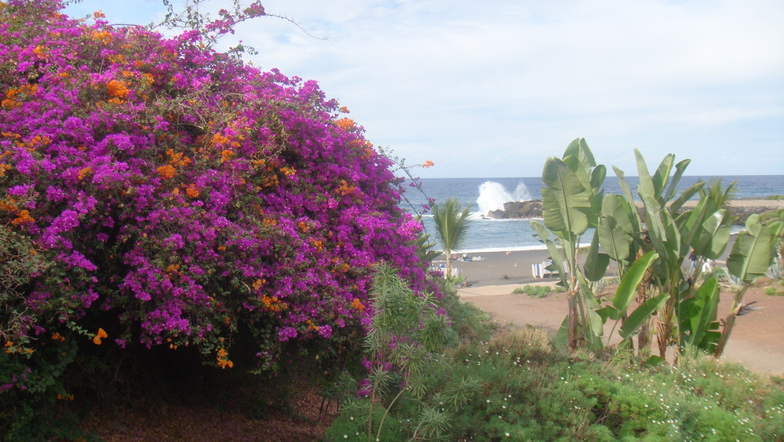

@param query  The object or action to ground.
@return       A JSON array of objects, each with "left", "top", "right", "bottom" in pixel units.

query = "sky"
[{"left": 64, "top": 0, "right": 784, "bottom": 178}]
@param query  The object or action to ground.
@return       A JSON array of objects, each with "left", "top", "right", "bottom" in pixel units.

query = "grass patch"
[
  {"left": 765, "top": 286, "right": 784, "bottom": 296},
  {"left": 327, "top": 278, "right": 784, "bottom": 441},
  {"left": 513, "top": 284, "right": 557, "bottom": 298}
]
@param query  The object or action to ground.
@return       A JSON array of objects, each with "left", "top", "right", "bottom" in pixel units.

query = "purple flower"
[{"left": 278, "top": 327, "right": 298, "bottom": 342}]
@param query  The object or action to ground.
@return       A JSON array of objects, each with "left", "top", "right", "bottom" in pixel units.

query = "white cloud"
[{"left": 65, "top": 0, "right": 784, "bottom": 177}]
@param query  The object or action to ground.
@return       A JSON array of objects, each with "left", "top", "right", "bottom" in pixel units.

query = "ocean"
[{"left": 403, "top": 175, "right": 784, "bottom": 254}]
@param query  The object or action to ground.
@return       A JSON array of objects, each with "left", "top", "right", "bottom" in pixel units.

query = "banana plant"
[
  {"left": 532, "top": 138, "right": 605, "bottom": 352},
  {"left": 595, "top": 250, "right": 663, "bottom": 342},
  {"left": 679, "top": 276, "right": 720, "bottom": 359},
  {"left": 714, "top": 210, "right": 783, "bottom": 357},
  {"left": 533, "top": 139, "right": 658, "bottom": 352},
  {"left": 601, "top": 151, "right": 737, "bottom": 360}
]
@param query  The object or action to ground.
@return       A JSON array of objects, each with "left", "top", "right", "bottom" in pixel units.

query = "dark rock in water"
[
  {"left": 487, "top": 209, "right": 508, "bottom": 219},
  {"left": 486, "top": 200, "right": 543, "bottom": 219}
]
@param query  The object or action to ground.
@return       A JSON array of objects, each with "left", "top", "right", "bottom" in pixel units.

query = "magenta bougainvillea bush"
[{"left": 0, "top": 0, "right": 428, "bottom": 382}]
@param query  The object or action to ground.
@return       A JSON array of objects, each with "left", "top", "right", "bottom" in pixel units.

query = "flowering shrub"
[{"left": 0, "top": 0, "right": 430, "bottom": 388}]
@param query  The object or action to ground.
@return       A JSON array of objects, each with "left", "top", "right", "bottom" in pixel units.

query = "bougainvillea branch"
[{"left": 0, "top": 0, "right": 432, "bottom": 384}]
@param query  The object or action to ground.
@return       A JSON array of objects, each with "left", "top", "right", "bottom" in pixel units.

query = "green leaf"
[
  {"left": 530, "top": 219, "right": 550, "bottom": 242},
  {"left": 612, "top": 166, "right": 637, "bottom": 209},
  {"left": 663, "top": 159, "right": 691, "bottom": 202},
  {"left": 613, "top": 250, "right": 658, "bottom": 315},
  {"left": 531, "top": 220, "right": 568, "bottom": 286},
  {"left": 620, "top": 293, "right": 668, "bottom": 340},
  {"left": 727, "top": 215, "right": 777, "bottom": 282},
  {"left": 598, "top": 194, "right": 636, "bottom": 263},
  {"left": 760, "top": 209, "right": 784, "bottom": 239},
  {"left": 596, "top": 305, "right": 621, "bottom": 321},
  {"left": 563, "top": 138, "right": 598, "bottom": 193},
  {"left": 591, "top": 164, "right": 607, "bottom": 191},
  {"left": 681, "top": 277, "right": 720, "bottom": 353},
  {"left": 555, "top": 316, "right": 569, "bottom": 349},
  {"left": 564, "top": 138, "right": 596, "bottom": 169},
  {"left": 584, "top": 230, "right": 610, "bottom": 281},
  {"left": 587, "top": 306, "right": 605, "bottom": 340},
  {"left": 635, "top": 149, "right": 656, "bottom": 201},
  {"left": 669, "top": 182, "right": 705, "bottom": 214},
  {"left": 651, "top": 154, "right": 674, "bottom": 199},
  {"left": 542, "top": 158, "right": 591, "bottom": 235},
  {"left": 690, "top": 209, "right": 732, "bottom": 260}
]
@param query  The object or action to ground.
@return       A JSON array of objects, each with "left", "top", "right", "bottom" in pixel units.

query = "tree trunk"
[
  {"left": 656, "top": 296, "right": 676, "bottom": 358},
  {"left": 568, "top": 292, "right": 580, "bottom": 353},
  {"left": 713, "top": 315, "right": 736, "bottom": 358}
]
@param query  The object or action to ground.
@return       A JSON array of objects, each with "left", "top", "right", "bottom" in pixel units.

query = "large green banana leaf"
[
  {"left": 727, "top": 215, "right": 777, "bottom": 283},
  {"left": 541, "top": 157, "right": 591, "bottom": 236},
  {"left": 584, "top": 230, "right": 609, "bottom": 282},
  {"left": 598, "top": 194, "right": 636, "bottom": 263},
  {"left": 679, "top": 277, "right": 720, "bottom": 356},
  {"left": 596, "top": 250, "right": 658, "bottom": 322},
  {"left": 530, "top": 220, "right": 568, "bottom": 287},
  {"left": 689, "top": 209, "right": 732, "bottom": 260},
  {"left": 619, "top": 293, "right": 668, "bottom": 340},
  {"left": 663, "top": 159, "right": 691, "bottom": 202}
]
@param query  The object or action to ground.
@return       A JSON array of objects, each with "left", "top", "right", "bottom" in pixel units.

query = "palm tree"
[{"left": 432, "top": 197, "right": 473, "bottom": 280}]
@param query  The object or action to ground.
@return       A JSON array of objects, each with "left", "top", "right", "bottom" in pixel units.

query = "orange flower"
[
  {"left": 11, "top": 210, "right": 34, "bottom": 225},
  {"left": 220, "top": 150, "right": 235, "bottom": 163},
  {"left": 32, "top": 45, "right": 47, "bottom": 59},
  {"left": 337, "top": 180, "right": 355, "bottom": 196},
  {"left": 351, "top": 298, "right": 365, "bottom": 311},
  {"left": 90, "top": 29, "right": 113, "bottom": 44},
  {"left": 261, "top": 294, "right": 288, "bottom": 312},
  {"left": 156, "top": 164, "right": 176, "bottom": 179},
  {"left": 166, "top": 149, "right": 191, "bottom": 167},
  {"left": 92, "top": 328, "right": 108, "bottom": 345},
  {"left": 216, "top": 348, "right": 233, "bottom": 369},
  {"left": 106, "top": 80, "right": 129, "bottom": 99},
  {"left": 78, "top": 167, "right": 92, "bottom": 181},
  {"left": 422, "top": 160, "right": 435, "bottom": 168},
  {"left": 212, "top": 133, "right": 230, "bottom": 147},
  {"left": 336, "top": 118, "right": 355, "bottom": 131},
  {"left": 185, "top": 184, "right": 200, "bottom": 198}
]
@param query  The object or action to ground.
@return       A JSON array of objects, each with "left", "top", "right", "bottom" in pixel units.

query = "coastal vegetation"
[
  {"left": 431, "top": 197, "right": 473, "bottom": 281},
  {"left": 1, "top": 1, "right": 782, "bottom": 440},
  {"left": 532, "top": 139, "right": 784, "bottom": 361},
  {"left": 512, "top": 284, "right": 564, "bottom": 298}
]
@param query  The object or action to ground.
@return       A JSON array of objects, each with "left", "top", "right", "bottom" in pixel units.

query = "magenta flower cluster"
[{"left": 0, "top": 0, "right": 430, "bottom": 364}]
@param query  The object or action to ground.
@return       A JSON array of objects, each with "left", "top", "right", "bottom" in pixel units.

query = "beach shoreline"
[
  {"left": 443, "top": 198, "right": 782, "bottom": 287},
  {"left": 437, "top": 249, "right": 557, "bottom": 288}
]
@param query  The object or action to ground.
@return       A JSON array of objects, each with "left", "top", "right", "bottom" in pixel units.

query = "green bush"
[
  {"left": 512, "top": 285, "right": 555, "bottom": 298},
  {"left": 435, "top": 278, "right": 494, "bottom": 343},
  {"left": 328, "top": 264, "right": 784, "bottom": 442}
]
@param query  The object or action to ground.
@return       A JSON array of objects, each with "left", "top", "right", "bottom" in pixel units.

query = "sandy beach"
[{"left": 452, "top": 200, "right": 784, "bottom": 376}]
